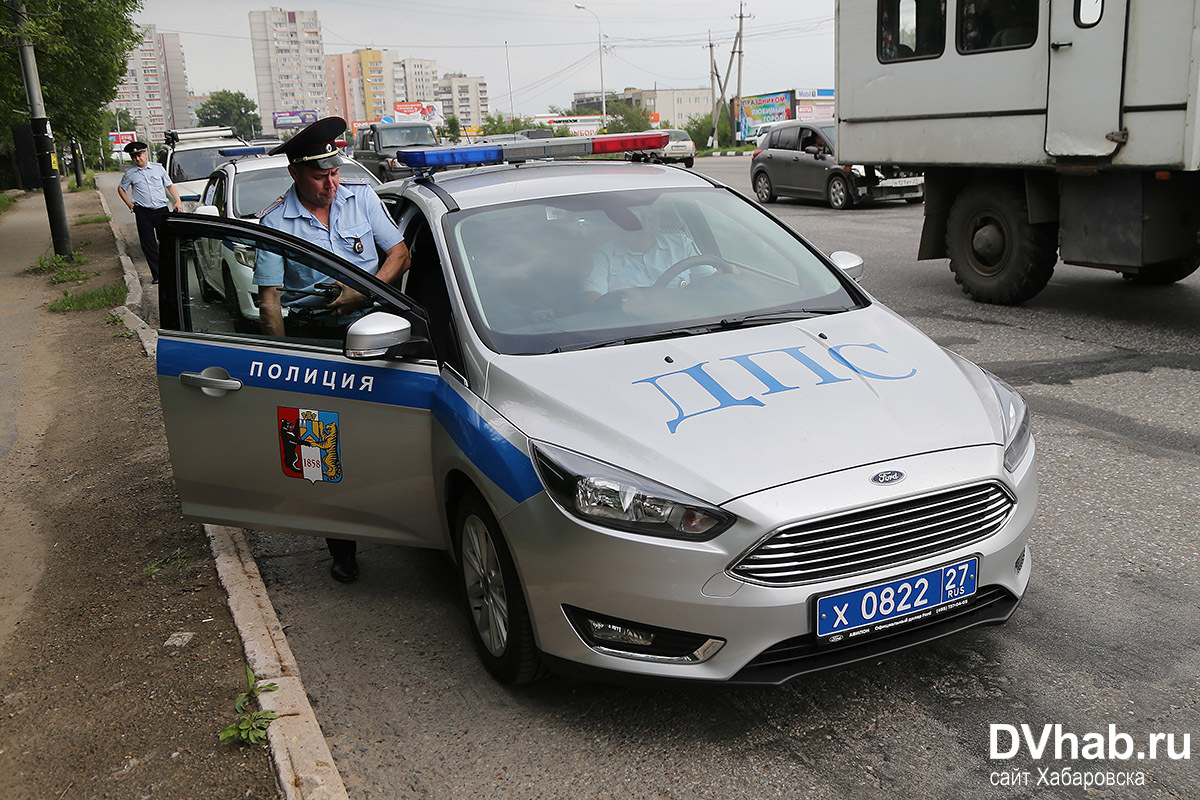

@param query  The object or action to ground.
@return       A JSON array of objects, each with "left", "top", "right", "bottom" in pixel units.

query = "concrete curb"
[
  {"left": 706, "top": 150, "right": 750, "bottom": 157},
  {"left": 98, "top": 187, "right": 349, "bottom": 800}
]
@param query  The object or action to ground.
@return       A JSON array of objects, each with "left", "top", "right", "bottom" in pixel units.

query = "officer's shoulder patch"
[
  {"left": 255, "top": 195, "right": 286, "bottom": 219},
  {"left": 340, "top": 176, "right": 369, "bottom": 186}
]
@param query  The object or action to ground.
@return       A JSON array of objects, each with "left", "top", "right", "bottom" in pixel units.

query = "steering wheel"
[{"left": 652, "top": 254, "right": 739, "bottom": 288}]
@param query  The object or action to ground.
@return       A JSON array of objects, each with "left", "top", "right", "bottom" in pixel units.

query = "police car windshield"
[
  {"left": 442, "top": 187, "right": 863, "bottom": 355},
  {"left": 171, "top": 147, "right": 236, "bottom": 182},
  {"left": 232, "top": 161, "right": 376, "bottom": 218}
]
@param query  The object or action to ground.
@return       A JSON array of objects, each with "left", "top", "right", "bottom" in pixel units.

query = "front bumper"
[{"left": 501, "top": 442, "right": 1036, "bottom": 683}]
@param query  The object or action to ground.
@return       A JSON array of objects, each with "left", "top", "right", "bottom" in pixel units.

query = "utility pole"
[
  {"left": 707, "top": 33, "right": 718, "bottom": 148},
  {"left": 734, "top": 2, "right": 749, "bottom": 142},
  {"left": 12, "top": 1, "right": 70, "bottom": 256}
]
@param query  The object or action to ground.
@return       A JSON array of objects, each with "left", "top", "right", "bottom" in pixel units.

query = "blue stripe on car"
[{"left": 432, "top": 380, "right": 542, "bottom": 504}]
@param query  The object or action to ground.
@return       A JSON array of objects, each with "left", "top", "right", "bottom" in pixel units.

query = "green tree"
[
  {"left": 685, "top": 111, "right": 734, "bottom": 150},
  {"left": 196, "top": 90, "right": 262, "bottom": 138},
  {"left": 602, "top": 101, "right": 650, "bottom": 134},
  {"left": 0, "top": 0, "right": 141, "bottom": 180},
  {"left": 100, "top": 107, "right": 137, "bottom": 134},
  {"left": 478, "top": 113, "right": 537, "bottom": 136},
  {"left": 441, "top": 114, "right": 461, "bottom": 143}
]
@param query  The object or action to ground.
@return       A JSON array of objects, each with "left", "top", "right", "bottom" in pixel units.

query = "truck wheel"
[
  {"left": 1121, "top": 256, "right": 1200, "bottom": 285},
  {"left": 455, "top": 489, "right": 545, "bottom": 684},
  {"left": 753, "top": 172, "right": 776, "bottom": 203},
  {"left": 945, "top": 182, "right": 1057, "bottom": 304},
  {"left": 827, "top": 174, "right": 853, "bottom": 210}
]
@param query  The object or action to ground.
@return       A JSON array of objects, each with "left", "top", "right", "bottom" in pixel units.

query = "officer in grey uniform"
[
  {"left": 117, "top": 140, "right": 183, "bottom": 283},
  {"left": 254, "top": 116, "right": 411, "bottom": 583}
]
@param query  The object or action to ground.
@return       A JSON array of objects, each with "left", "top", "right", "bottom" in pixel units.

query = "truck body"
[{"left": 835, "top": 0, "right": 1200, "bottom": 302}]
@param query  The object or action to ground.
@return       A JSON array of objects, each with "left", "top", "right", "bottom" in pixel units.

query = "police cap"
[
  {"left": 270, "top": 116, "right": 346, "bottom": 170},
  {"left": 124, "top": 140, "right": 149, "bottom": 156}
]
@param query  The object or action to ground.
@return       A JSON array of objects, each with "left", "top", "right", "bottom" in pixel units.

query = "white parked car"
[
  {"left": 156, "top": 133, "right": 1035, "bottom": 685},
  {"left": 629, "top": 129, "right": 696, "bottom": 167}
]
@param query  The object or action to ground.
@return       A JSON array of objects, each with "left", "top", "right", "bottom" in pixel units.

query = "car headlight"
[
  {"left": 231, "top": 243, "right": 255, "bottom": 268},
  {"left": 531, "top": 442, "right": 735, "bottom": 541},
  {"left": 985, "top": 371, "right": 1032, "bottom": 472}
]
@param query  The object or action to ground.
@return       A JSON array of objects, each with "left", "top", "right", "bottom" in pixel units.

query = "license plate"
[
  {"left": 881, "top": 176, "right": 923, "bottom": 187},
  {"left": 816, "top": 557, "right": 978, "bottom": 643}
]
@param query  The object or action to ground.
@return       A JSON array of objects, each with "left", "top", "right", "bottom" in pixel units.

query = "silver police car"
[{"left": 156, "top": 133, "right": 1035, "bottom": 685}]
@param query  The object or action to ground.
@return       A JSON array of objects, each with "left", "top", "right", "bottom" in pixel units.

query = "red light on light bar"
[{"left": 590, "top": 132, "right": 670, "bottom": 155}]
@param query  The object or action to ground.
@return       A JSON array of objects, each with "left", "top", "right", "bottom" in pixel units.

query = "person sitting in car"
[{"left": 580, "top": 206, "right": 711, "bottom": 305}]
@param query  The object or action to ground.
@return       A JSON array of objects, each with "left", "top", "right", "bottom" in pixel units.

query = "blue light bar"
[
  {"left": 218, "top": 146, "right": 268, "bottom": 156},
  {"left": 399, "top": 146, "right": 504, "bottom": 169}
]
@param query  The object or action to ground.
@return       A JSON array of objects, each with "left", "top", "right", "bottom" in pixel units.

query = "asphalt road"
[{"left": 244, "top": 157, "right": 1200, "bottom": 799}]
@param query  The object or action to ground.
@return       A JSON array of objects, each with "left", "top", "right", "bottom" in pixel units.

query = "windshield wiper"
[
  {"left": 719, "top": 308, "right": 850, "bottom": 327},
  {"left": 552, "top": 325, "right": 719, "bottom": 352}
]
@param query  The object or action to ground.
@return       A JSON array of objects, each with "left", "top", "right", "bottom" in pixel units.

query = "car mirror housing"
[
  {"left": 193, "top": 205, "right": 220, "bottom": 217},
  {"left": 344, "top": 311, "right": 413, "bottom": 359},
  {"left": 829, "top": 250, "right": 865, "bottom": 282}
]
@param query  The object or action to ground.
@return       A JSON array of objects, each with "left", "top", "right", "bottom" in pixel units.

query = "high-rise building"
[
  {"left": 326, "top": 51, "right": 439, "bottom": 127},
  {"left": 249, "top": 7, "right": 329, "bottom": 135},
  {"left": 112, "top": 25, "right": 193, "bottom": 143},
  {"left": 437, "top": 74, "right": 488, "bottom": 129}
]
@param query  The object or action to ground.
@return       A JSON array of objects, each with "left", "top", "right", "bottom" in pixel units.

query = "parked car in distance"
[
  {"left": 188, "top": 151, "right": 380, "bottom": 323},
  {"left": 158, "top": 126, "right": 248, "bottom": 209},
  {"left": 352, "top": 120, "right": 440, "bottom": 183},
  {"left": 515, "top": 128, "right": 554, "bottom": 140},
  {"left": 751, "top": 120, "right": 924, "bottom": 210},
  {"left": 629, "top": 128, "right": 696, "bottom": 167}
]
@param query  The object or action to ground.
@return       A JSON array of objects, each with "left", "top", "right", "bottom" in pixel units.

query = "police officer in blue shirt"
[
  {"left": 117, "top": 140, "right": 182, "bottom": 283},
  {"left": 254, "top": 116, "right": 411, "bottom": 583}
]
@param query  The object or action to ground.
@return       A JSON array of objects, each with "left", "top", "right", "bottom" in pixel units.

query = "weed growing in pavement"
[
  {"left": 143, "top": 547, "right": 190, "bottom": 578},
  {"left": 49, "top": 267, "right": 94, "bottom": 285},
  {"left": 75, "top": 214, "right": 110, "bottom": 225},
  {"left": 220, "top": 667, "right": 279, "bottom": 745},
  {"left": 28, "top": 250, "right": 87, "bottom": 275},
  {"left": 48, "top": 283, "right": 128, "bottom": 311},
  {"left": 113, "top": 330, "right": 135, "bottom": 339},
  {"left": 69, "top": 174, "right": 96, "bottom": 192},
  {"left": 103, "top": 313, "right": 122, "bottom": 326}
]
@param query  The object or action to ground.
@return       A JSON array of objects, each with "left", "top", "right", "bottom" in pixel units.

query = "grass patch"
[
  {"left": 0, "top": 194, "right": 15, "bottom": 214},
  {"left": 75, "top": 214, "right": 110, "bottom": 225},
  {"left": 48, "top": 283, "right": 128, "bottom": 311},
  {"left": 68, "top": 173, "right": 97, "bottom": 192},
  {"left": 28, "top": 250, "right": 87, "bottom": 274},
  {"left": 49, "top": 267, "right": 94, "bottom": 284}
]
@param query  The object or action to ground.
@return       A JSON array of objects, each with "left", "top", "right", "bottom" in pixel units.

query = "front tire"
[
  {"left": 753, "top": 171, "right": 776, "bottom": 203},
  {"left": 1121, "top": 255, "right": 1200, "bottom": 285},
  {"left": 455, "top": 490, "right": 544, "bottom": 684},
  {"left": 827, "top": 174, "right": 853, "bottom": 210},
  {"left": 945, "top": 181, "right": 1057, "bottom": 304}
]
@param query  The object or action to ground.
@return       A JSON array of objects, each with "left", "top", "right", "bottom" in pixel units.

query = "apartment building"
[
  {"left": 249, "top": 7, "right": 329, "bottom": 135},
  {"left": 437, "top": 74, "right": 488, "bottom": 128},
  {"left": 112, "top": 25, "right": 192, "bottom": 142},
  {"left": 326, "top": 51, "right": 439, "bottom": 126}
]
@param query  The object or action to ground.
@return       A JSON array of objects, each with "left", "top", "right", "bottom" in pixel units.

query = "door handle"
[
  {"left": 1051, "top": 41, "right": 1073, "bottom": 50},
  {"left": 180, "top": 371, "right": 243, "bottom": 391}
]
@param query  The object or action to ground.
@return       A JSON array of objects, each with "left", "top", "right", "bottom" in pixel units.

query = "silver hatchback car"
[{"left": 156, "top": 134, "right": 1035, "bottom": 685}]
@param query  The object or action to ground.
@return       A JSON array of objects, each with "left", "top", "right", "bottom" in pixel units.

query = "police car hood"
[{"left": 485, "top": 304, "right": 1006, "bottom": 504}]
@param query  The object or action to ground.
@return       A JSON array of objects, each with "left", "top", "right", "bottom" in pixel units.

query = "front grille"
[{"left": 730, "top": 483, "right": 1015, "bottom": 586}]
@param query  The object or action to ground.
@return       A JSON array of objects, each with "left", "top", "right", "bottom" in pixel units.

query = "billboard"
[
  {"left": 273, "top": 110, "right": 319, "bottom": 129},
  {"left": 108, "top": 131, "right": 135, "bottom": 145}
]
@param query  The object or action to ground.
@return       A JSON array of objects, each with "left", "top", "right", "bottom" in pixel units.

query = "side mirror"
[
  {"left": 804, "top": 145, "right": 823, "bottom": 159},
  {"left": 345, "top": 311, "right": 413, "bottom": 359},
  {"left": 829, "top": 251, "right": 865, "bottom": 282},
  {"left": 193, "top": 205, "right": 220, "bottom": 217}
]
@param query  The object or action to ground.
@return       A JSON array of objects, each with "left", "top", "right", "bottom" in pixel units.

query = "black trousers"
[{"left": 132, "top": 204, "right": 168, "bottom": 280}]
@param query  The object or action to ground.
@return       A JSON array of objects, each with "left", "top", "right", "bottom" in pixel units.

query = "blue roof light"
[
  {"left": 218, "top": 146, "right": 267, "bottom": 157},
  {"left": 399, "top": 146, "right": 504, "bottom": 169}
]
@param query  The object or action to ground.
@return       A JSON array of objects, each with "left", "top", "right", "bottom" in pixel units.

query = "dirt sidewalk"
[{"left": 0, "top": 183, "right": 278, "bottom": 799}]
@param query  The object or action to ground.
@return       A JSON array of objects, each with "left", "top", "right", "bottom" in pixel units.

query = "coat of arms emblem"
[{"left": 278, "top": 407, "right": 342, "bottom": 483}]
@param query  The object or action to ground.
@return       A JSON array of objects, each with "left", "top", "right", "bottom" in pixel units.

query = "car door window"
[
  {"left": 170, "top": 221, "right": 426, "bottom": 351},
  {"left": 774, "top": 125, "right": 799, "bottom": 151}
]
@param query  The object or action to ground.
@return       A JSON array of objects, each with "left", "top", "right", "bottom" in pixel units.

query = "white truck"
[{"left": 835, "top": 0, "right": 1200, "bottom": 303}]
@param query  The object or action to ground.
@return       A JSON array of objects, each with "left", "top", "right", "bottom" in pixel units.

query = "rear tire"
[
  {"left": 455, "top": 490, "right": 544, "bottom": 684},
  {"left": 1121, "top": 255, "right": 1200, "bottom": 285},
  {"left": 753, "top": 171, "right": 776, "bottom": 203},
  {"left": 827, "top": 174, "right": 853, "bottom": 210},
  {"left": 945, "top": 181, "right": 1057, "bottom": 305},
  {"left": 683, "top": 156, "right": 695, "bottom": 168}
]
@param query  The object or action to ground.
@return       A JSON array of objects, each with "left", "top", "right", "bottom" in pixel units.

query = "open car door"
[{"left": 156, "top": 214, "right": 443, "bottom": 548}]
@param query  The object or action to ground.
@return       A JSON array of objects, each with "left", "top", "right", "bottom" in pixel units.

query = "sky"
[{"left": 136, "top": 0, "right": 834, "bottom": 118}]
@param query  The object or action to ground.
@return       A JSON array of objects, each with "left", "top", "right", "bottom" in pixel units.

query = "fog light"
[{"left": 587, "top": 619, "right": 655, "bottom": 647}]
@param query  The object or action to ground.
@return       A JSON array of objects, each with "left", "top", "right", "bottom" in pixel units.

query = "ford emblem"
[{"left": 870, "top": 470, "right": 905, "bottom": 486}]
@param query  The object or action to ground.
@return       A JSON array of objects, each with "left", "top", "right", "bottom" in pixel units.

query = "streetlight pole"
[{"left": 574, "top": 4, "right": 605, "bottom": 131}]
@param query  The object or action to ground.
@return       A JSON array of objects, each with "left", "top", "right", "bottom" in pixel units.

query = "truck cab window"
[
  {"left": 958, "top": 0, "right": 1038, "bottom": 53},
  {"left": 879, "top": 0, "right": 946, "bottom": 62}
]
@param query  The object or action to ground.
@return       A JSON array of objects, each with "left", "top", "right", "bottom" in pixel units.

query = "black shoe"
[
  {"left": 330, "top": 552, "right": 359, "bottom": 583},
  {"left": 151, "top": 279, "right": 158, "bottom": 285}
]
